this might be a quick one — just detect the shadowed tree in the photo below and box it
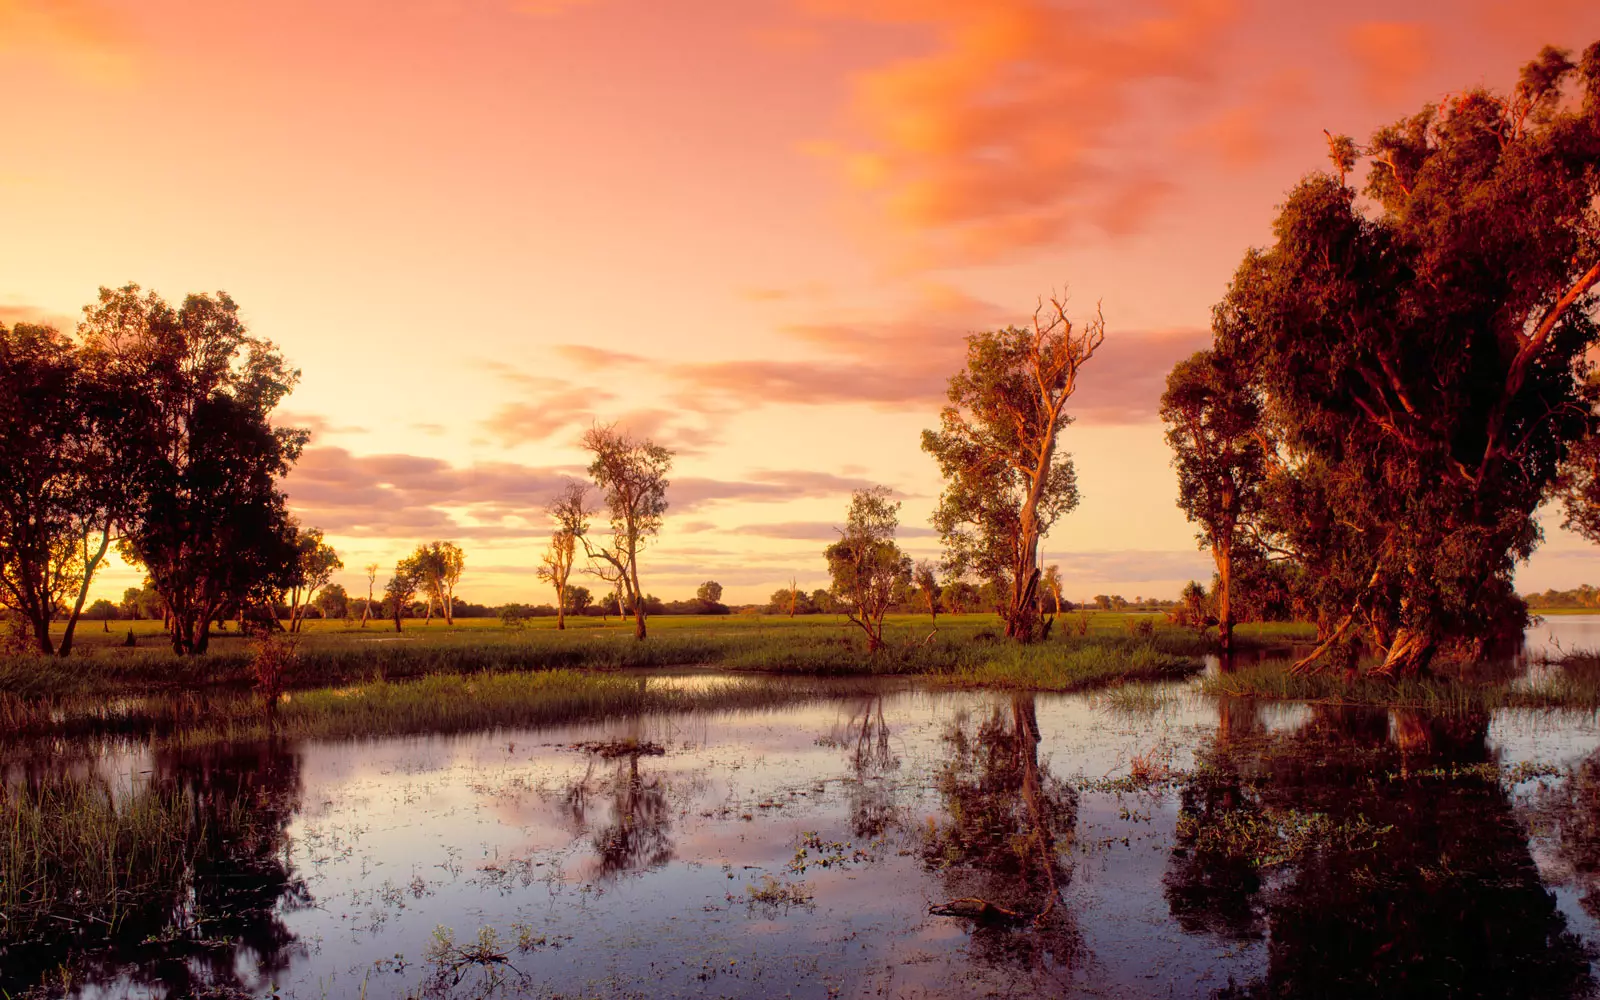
[383,566,417,633]
[313,582,347,621]
[79,285,305,656]
[825,486,912,652]
[1161,348,1267,654]
[538,482,589,631]
[922,295,1102,642]
[284,525,341,633]
[1217,43,1600,676]
[1041,564,1064,617]
[695,580,723,606]
[580,424,672,640]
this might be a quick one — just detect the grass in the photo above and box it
[1204,656,1600,711]
[0,775,206,941]
[3,612,1239,702]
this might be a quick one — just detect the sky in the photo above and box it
[6,0,1600,607]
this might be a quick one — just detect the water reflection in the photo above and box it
[1171,700,1594,998]
[923,694,1082,973]
[0,740,308,998]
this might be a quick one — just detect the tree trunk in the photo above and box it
[556,583,566,630]
[629,558,647,641]
[1372,626,1436,678]
[59,522,113,658]
[1215,537,1233,655]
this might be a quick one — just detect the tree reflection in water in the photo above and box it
[922,694,1082,975]
[562,739,674,879]
[0,739,309,998]
[1167,699,1592,999]
[837,695,901,840]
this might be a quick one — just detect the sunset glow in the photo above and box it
[8,0,1600,606]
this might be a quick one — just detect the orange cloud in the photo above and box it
[0,0,130,82]
[806,0,1242,265]
[1345,22,1434,106]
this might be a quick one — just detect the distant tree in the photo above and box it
[538,482,589,631]
[1093,595,1111,611]
[565,584,593,615]
[1161,348,1267,653]
[1221,43,1600,675]
[82,284,305,655]
[87,598,118,629]
[580,425,672,641]
[913,560,941,624]
[922,295,1103,642]
[314,582,348,621]
[788,577,800,617]
[825,487,912,652]
[360,562,379,628]
[406,541,465,625]
[696,581,724,605]
[286,525,342,632]
[1041,564,1064,617]
[811,588,835,614]
[120,586,143,620]
[383,567,418,633]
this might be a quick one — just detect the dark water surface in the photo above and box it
[9,618,1600,998]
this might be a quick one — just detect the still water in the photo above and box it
[8,617,1600,999]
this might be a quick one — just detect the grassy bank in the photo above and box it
[1203,659,1600,712]
[3,612,1246,701]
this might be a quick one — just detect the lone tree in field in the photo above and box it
[1161,348,1267,654]
[1041,564,1064,617]
[537,481,589,630]
[407,541,465,625]
[360,562,379,627]
[1217,41,1600,676]
[384,566,418,633]
[922,295,1102,642]
[825,487,912,652]
[580,424,672,640]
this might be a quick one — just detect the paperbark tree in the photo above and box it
[408,541,465,625]
[1041,564,1064,617]
[286,526,342,633]
[384,567,418,633]
[922,295,1103,642]
[913,559,941,624]
[1161,349,1267,654]
[81,285,306,655]
[825,487,912,652]
[580,425,672,641]
[537,481,589,631]
[360,562,378,628]
[1217,42,1600,676]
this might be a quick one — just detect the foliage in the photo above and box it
[922,296,1102,642]
[82,284,306,656]
[824,487,912,651]
[285,524,342,632]
[1161,348,1267,651]
[1215,45,1600,676]
[581,425,672,640]
[383,567,419,633]
[405,540,465,624]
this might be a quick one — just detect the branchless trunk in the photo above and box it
[1214,533,1233,655]
[57,519,113,658]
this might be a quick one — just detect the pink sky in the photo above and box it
[6,0,1600,606]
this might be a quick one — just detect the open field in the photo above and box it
[3,612,1286,702]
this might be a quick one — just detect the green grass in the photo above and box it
[1,776,206,941]
[5,612,1234,702]
[1204,657,1600,711]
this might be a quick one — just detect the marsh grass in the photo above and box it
[941,638,1204,691]
[2,614,1231,703]
[1204,656,1600,711]
[0,776,204,941]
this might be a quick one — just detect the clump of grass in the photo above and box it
[1176,806,1392,868]
[737,875,814,910]
[1095,682,1182,717]
[940,639,1203,691]
[0,776,204,940]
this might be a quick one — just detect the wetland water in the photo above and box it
[9,618,1600,998]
